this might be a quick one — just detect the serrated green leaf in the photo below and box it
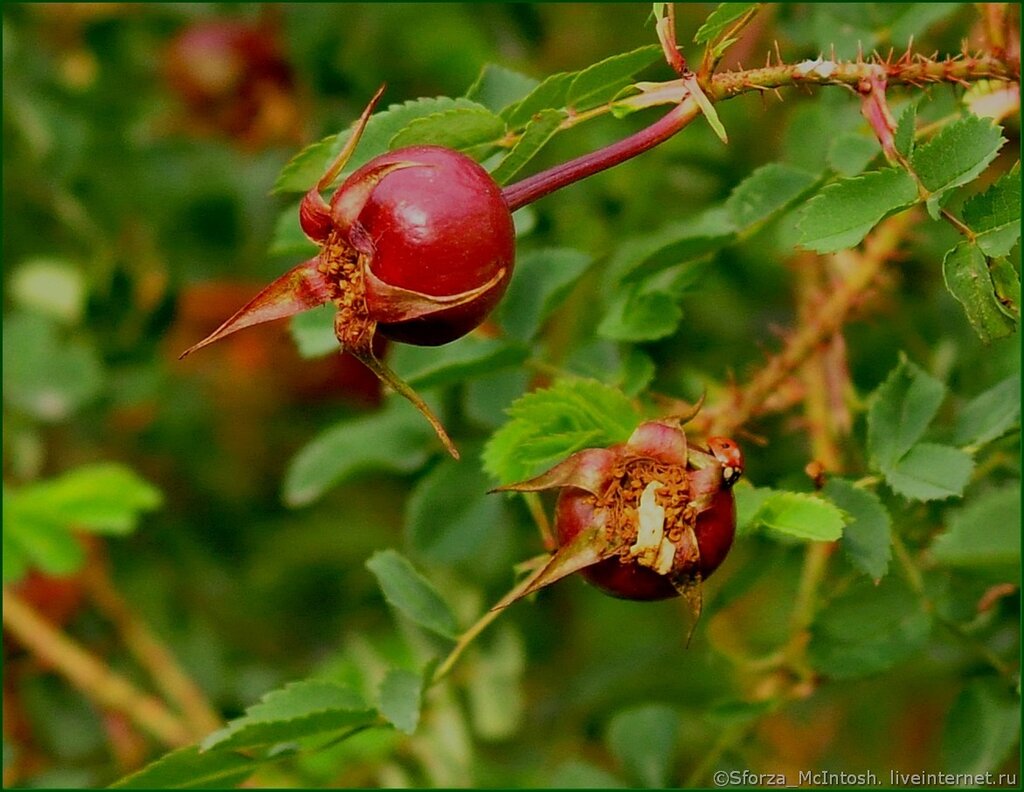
[377,668,423,735]
[288,305,337,359]
[824,478,892,579]
[274,97,486,194]
[931,486,1020,569]
[827,133,881,176]
[606,704,680,788]
[389,104,505,151]
[894,103,917,159]
[464,63,539,114]
[867,356,947,469]
[798,168,917,253]
[406,449,509,564]
[283,401,435,507]
[911,114,1004,200]
[882,443,975,501]
[111,745,257,789]
[942,679,1021,775]
[366,549,459,639]
[566,44,662,111]
[962,163,1021,257]
[390,336,528,391]
[490,109,565,185]
[501,72,575,128]
[942,241,1016,343]
[202,681,376,752]
[750,491,846,541]
[496,248,592,341]
[3,312,103,422]
[725,162,818,229]
[484,379,640,483]
[954,375,1020,447]
[694,3,758,44]
[808,577,932,679]
[597,285,683,342]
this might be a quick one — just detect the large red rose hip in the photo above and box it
[181,88,515,458]
[492,419,743,617]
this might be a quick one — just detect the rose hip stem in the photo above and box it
[501,99,700,212]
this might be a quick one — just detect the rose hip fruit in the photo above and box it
[493,420,742,618]
[181,87,516,458]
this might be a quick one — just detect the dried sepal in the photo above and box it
[364,266,508,324]
[491,448,617,497]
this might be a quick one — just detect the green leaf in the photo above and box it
[606,704,680,788]
[725,162,818,230]
[546,759,627,789]
[10,257,86,324]
[365,549,459,639]
[269,205,318,259]
[388,103,505,151]
[565,45,662,111]
[111,745,257,789]
[867,356,947,469]
[931,486,1020,569]
[274,97,488,193]
[3,312,103,422]
[749,491,846,542]
[694,3,758,44]
[990,256,1020,319]
[911,114,1004,203]
[465,625,526,740]
[484,379,641,483]
[490,109,565,185]
[826,133,881,177]
[608,207,736,283]
[464,63,539,114]
[954,375,1021,447]
[733,483,774,535]
[797,168,917,253]
[377,668,423,735]
[808,577,932,679]
[597,283,683,342]
[496,248,592,341]
[942,241,1017,343]
[824,478,891,579]
[942,679,1021,775]
[882,443,975,502]
[501,72,575,128]
[288,305,337,359]
[405,450,509,564]
[962,163,1021,257]
[894,102,917,159]
[889,3,966,47]
[202,681,376,752]
[3,493,85,582]
[283,401,435,507]
[390,336,528,390]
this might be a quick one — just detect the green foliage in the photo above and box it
[377,668,424,735]
[954,375,1020,447]
[483,379,641,483]
[282,400,436,507]
[605,704,680,787]
[391,336,528,390]
[747,490,846,542]
[823,478,891,579]
[202,681,376,752]
[797,168,917,252]
[496,248,593,341]
[930,486,1020,570]
[881,442,975,502]
[388,103,505,151]
[110,746,256,789]
[464,64,539,114]
[365,549,459,639]
[961,163,1021,257]
[808,577,932,679]
[725,163,819,229]
[942,242,1017,343]
[941,679,1021,775]
[693,3,759,45]
[490,109,565,184]
[4,464,161,583]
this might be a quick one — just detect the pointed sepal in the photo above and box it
[364,266,507,324]
[180,258,332,359]
[627,419,687,465]
[491,447,616,497]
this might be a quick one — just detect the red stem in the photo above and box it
[501,100,699,212]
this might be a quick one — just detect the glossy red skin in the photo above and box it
[554,485,737,601]
[339,146,515,346]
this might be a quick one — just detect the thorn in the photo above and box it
[772,88,784,102]
[774,39,783,64]
[856,40,864,64]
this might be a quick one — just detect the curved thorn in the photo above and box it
[364,266,506,324]
[317,83,387,192]
[353,348,460,460]
[179,258,331,359]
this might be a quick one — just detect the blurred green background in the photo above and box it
[2,3,1019,788]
